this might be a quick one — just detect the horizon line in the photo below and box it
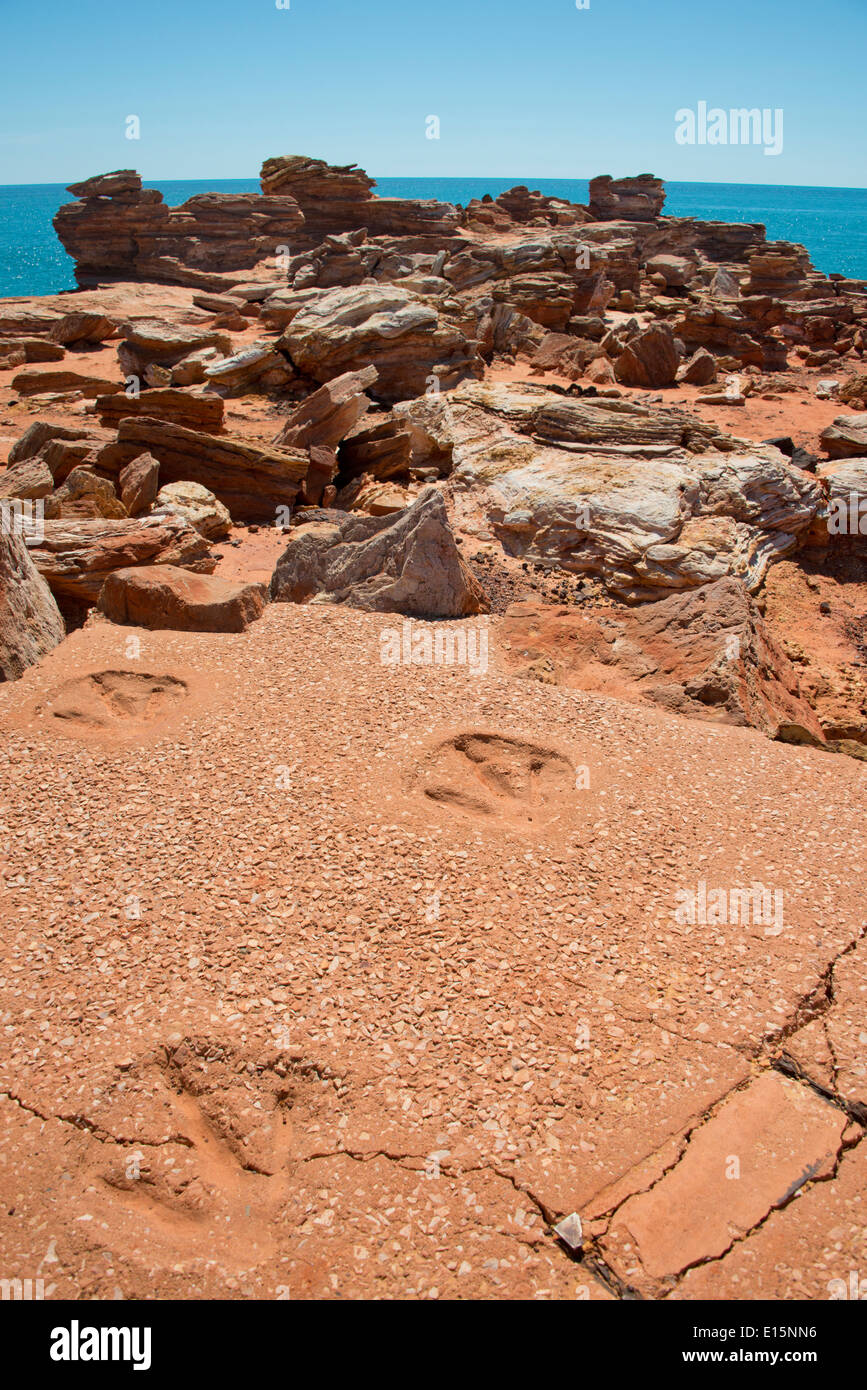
[1,175,867,195]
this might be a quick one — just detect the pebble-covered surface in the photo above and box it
[0,603,865,1299]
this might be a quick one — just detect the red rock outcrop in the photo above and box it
[53,171,305,287]
[589,175,666,221]
[260,155,460,239]
[500,578,824,742]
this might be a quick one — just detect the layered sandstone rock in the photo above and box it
[48,311,117,346]
[95,418,308,523]
[0,529,65,680]
[260,155,375,228]
[485,186,590,228]
[259,155,459,239]
[54,171,305,286]
[820,415,867,459]
[337,413,413,482]
[395,382,823,600]
[26,515,214,603]
[99,565,266,631]
[1,338,65,363]
[0,456,56,502]
[116,319,232,380]
[12,368,123,398]
[202,341,293,394]
[7,420,114,469]
[270,487,489,617]
[589,175,666,221]
[96,387,225,433]
[272,366,379,450]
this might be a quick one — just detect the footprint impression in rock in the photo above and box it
[414,731,575,828]
[86,1038,337,1273]
[35,670,188,738]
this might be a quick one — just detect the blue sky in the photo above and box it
[0,0,864,187]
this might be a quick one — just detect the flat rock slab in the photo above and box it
[98,564,267,632]
[12,369,123,399]
[600,1071,847,1293]
[781,933,867,1113]
[0,603,864,1299]
[671,1139,867,1300]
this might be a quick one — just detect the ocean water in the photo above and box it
[2,177,867,300]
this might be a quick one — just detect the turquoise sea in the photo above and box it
[2,177,867,299]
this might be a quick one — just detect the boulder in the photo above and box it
[117,319,232,378]
[192,292,246,315]
[820,415,867,459]
[614,322,680,388]
[7,420,113,468]
[500,578,824,743]
[677,348,718,386]
[646,254,695,289]
[838,374,867,408]
[1,338,66,363]
[394,381,823,600]
[94,417,308,523]
[0,346,26,370]
[279,285,483,404]
[709,268,741,301]
[0,456,56,502]
[270,487,489,618]
[340,476,412,515]
[337,414,413,481]
[151,481,231,539]
[96,387,225,433]
[49,312,117,346]
[98,565,266,632]
[52,467,127,520]
[119,452,160,516]
[272,365,379,450]
[67,169,141,198]
[202,341,292,394]
[0,528,65,680]
[27,515,215,603]
[814,460,867,543]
